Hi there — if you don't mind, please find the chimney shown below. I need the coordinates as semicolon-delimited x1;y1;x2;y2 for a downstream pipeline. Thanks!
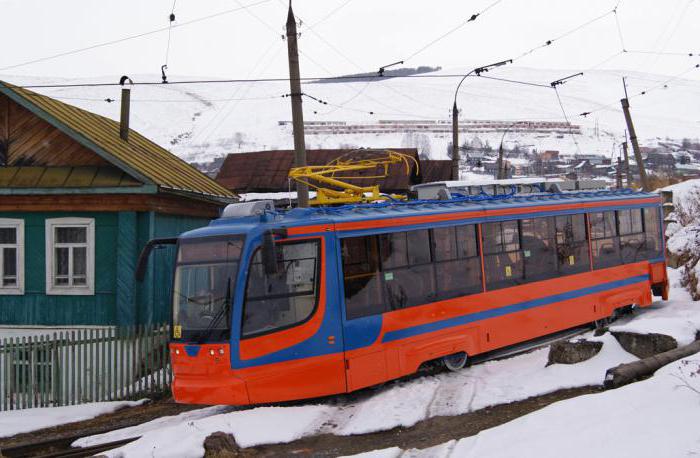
120;87;130;141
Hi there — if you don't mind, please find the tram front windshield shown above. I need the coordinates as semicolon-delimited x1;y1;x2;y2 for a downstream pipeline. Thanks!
172;236;243;342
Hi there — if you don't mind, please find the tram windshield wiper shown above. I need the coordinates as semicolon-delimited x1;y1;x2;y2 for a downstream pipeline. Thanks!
193;277;232;344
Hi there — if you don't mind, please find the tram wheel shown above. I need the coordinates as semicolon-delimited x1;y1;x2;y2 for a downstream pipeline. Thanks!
443;352;468;372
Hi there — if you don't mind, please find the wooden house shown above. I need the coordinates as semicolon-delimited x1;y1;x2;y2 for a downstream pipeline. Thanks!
0;81;236;327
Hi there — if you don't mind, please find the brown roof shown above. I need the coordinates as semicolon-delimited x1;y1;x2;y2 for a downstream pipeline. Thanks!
0;81;235;201
216;148;436;193
420;160;453;184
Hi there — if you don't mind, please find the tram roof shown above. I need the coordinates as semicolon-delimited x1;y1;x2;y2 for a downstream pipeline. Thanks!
182;188;660;239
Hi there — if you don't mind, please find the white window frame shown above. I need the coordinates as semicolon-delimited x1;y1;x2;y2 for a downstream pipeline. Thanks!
45;218;95;296
0;218;24;295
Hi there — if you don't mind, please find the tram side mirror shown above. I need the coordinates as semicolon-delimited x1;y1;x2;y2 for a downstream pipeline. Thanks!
262;229;287;276
135;237;178;282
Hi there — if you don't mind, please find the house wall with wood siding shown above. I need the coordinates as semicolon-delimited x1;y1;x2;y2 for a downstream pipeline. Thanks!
0;210;210;326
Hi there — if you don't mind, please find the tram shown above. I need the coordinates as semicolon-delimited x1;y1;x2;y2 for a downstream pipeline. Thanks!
137;187;667;405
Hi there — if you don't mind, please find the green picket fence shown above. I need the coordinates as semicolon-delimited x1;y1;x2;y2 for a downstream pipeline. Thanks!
0;324;172;411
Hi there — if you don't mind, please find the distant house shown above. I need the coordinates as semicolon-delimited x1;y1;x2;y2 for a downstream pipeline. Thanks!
0;81;236;327
215;148;452;197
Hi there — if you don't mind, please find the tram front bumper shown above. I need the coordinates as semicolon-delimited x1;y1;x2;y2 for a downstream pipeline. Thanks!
170;343;250;405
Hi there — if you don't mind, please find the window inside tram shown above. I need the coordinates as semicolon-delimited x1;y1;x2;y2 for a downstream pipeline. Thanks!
432;225;482;299
483;220;523;289
555;214;589;275
379;230;435;310
618;209;646;263
590;211;621;268
521;217;557;282
241;240;320;338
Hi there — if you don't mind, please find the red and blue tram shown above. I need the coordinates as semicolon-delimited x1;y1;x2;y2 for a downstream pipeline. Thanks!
138;188;668;405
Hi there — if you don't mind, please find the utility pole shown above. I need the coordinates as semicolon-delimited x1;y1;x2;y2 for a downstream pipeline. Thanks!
452;102;459;181
622;137;632;187
286;1;309;207
616;157;623;189
620;78;650;191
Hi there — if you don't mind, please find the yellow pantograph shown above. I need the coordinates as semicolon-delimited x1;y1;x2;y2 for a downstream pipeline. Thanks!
288;149;419;205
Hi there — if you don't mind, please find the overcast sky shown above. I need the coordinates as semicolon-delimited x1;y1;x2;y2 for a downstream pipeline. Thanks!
1;0;698;84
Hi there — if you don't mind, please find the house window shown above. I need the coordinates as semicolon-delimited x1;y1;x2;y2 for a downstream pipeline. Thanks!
46;218;95;295
0;218;24;295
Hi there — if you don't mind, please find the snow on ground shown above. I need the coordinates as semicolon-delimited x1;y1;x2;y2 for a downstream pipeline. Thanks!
83;330;636;457
350;353;700;458
0;399;147;438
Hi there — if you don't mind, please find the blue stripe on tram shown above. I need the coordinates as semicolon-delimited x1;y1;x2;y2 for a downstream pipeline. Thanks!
382;274;649;343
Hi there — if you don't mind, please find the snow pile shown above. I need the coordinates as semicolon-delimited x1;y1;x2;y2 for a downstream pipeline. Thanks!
349;353;700;458
0;399;147;438
664;179;700;299
97;405;335;457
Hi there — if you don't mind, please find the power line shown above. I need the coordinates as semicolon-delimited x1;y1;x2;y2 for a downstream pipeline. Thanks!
579;62;700;116
11;72;554;89
403;0;503;62
512;6;617;62
0;0;277;72
553;86;582;155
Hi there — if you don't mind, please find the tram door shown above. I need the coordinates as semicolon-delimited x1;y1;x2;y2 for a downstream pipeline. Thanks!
340;236;390;391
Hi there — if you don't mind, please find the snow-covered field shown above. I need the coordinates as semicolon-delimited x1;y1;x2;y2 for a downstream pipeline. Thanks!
0;400;147;438
3;66;699;163
59;268;698;458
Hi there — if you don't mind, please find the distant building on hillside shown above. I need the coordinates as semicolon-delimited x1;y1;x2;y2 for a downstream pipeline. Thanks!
0;81;235;327
215;148;452;197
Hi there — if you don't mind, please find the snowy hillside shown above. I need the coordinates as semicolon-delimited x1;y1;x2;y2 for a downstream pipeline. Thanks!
3;65;700;164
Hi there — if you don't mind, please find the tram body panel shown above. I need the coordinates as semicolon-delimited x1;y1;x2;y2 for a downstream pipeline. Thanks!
160;191;668;405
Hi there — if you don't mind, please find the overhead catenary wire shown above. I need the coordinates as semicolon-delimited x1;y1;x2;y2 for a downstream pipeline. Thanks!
553;86;582;155
579;62;700;116
402;0;503;62
0;0;277;73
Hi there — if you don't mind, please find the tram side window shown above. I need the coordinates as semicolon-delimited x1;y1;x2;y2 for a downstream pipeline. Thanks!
380;230;435;310
341;236;386;319
520;217;557;282
643;207;664;259
432;225;482;299
242;240;320;338
590;211;621;269
618;209;646;263
555;214;589;275
483;220;523;289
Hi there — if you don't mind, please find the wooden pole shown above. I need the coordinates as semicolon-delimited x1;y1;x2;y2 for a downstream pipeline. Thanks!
616;157;623;189
452;102;459;181
120;88;130;142
620;97;650;191
622;140;632;187
286;3;309;208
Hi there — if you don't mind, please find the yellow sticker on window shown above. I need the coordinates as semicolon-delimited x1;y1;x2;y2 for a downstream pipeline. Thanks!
173;325;182;339
505;265;512;277
569;255;575;265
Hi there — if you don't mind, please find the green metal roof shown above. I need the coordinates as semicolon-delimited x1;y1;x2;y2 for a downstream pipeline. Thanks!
0;81;236;201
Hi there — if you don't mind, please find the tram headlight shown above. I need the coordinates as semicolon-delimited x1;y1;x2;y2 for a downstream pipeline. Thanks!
174;348;180;355
218;348;225;355
209;349;215;356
